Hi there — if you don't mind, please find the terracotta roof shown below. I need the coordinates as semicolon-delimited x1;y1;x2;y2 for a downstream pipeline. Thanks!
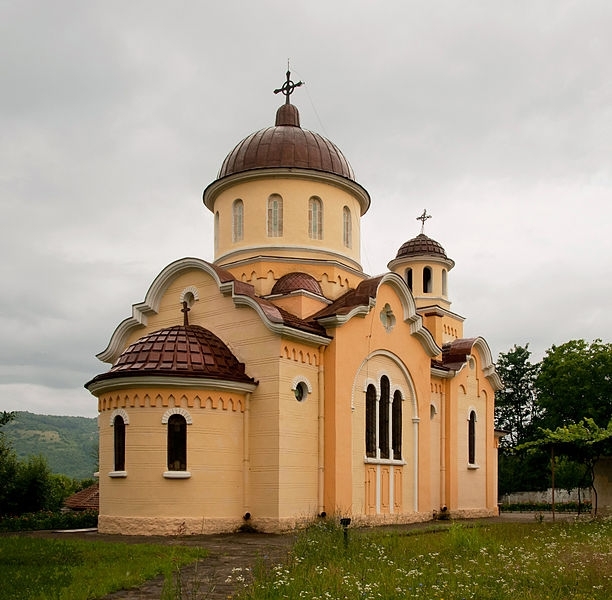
311;276;383;321
87;325;255;386
395;233;449;260
442;338;478;370
218;103;355;181
64;483;99;511
271;272;324;297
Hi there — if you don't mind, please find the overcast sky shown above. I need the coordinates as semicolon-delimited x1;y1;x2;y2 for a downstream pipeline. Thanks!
1;1;610;418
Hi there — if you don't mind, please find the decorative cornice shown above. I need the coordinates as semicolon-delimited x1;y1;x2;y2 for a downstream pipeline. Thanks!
203;167;371;216
86;374;258;396
215;246;363;273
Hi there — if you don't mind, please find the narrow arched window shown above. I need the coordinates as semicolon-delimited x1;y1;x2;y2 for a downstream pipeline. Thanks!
267;194;283;237
423;266;432;293
113;415;125;472
392;390;402;460
232;199;244;242
379;376;390;459
365;384;377;458
405;268;413;291
343;206;352;248
468;411;477;465
309;196;323;239
442;268;447;296
167;414;187;471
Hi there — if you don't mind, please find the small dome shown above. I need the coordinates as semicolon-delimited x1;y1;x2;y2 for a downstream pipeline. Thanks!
271;272;324;296
395;233;449;260
217;103;355;181
87;325;253;386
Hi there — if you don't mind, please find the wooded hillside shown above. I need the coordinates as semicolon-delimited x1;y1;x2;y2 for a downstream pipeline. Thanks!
3;411;97;480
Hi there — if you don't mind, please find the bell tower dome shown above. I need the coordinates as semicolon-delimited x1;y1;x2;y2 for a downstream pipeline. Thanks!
202;70;370;299
387;210;455;311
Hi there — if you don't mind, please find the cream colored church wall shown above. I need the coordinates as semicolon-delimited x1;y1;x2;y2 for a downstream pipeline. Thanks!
212;177;363;272
429;381;444;511
452;355;496;513
108;267;293;521
276;346;321;518
98;388;245;520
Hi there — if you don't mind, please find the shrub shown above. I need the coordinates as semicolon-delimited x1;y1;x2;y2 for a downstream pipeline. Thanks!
0;509;98;532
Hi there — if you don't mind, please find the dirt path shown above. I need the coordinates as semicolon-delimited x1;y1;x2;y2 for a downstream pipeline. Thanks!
21;529;295;600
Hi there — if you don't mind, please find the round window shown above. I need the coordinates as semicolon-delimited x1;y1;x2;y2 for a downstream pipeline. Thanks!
294;382;306;401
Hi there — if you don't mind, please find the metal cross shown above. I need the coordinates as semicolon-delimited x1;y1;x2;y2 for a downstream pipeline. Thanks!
274;69;303;105
417;209;432;234
181;301;190;327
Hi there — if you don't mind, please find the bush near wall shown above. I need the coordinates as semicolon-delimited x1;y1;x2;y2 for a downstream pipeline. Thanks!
0;510;98;532
500;501;591;513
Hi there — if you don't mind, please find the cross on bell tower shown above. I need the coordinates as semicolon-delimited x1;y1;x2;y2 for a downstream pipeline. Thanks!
417;209;432;234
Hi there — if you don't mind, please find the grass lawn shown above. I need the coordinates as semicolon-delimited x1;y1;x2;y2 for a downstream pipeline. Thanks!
0;535;203;600
234;518;612;600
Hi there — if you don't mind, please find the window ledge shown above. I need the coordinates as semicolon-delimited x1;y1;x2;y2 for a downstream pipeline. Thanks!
108;470;127;478
163;471;191;479
364;457;406;466
467;463;480;470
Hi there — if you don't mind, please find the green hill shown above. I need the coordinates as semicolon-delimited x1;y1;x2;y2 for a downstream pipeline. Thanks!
3;411;98;480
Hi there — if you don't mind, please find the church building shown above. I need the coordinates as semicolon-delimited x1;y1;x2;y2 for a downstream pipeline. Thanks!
86;72;502;535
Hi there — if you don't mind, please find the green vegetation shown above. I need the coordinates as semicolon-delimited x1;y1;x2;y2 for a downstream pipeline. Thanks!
0;510;98;533
3;412;97;480
0;536;204;600
234;519;612;600
495;340;612;496
0;411;96;518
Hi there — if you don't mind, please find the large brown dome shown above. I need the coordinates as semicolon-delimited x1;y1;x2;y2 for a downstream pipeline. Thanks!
86;325;254;386
395;233;449;260
217;103;355;181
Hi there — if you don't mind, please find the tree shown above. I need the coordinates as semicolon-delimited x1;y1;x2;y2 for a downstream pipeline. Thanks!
495;344;540;448
0;411;19;514
520;418;612;514
536;339;612;429
495;345;550;494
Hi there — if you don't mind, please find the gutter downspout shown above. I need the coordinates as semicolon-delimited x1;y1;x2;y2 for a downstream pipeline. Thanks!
318;345;325;514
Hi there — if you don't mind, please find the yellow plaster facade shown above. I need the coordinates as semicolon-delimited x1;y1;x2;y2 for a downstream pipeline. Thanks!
87;88;502;535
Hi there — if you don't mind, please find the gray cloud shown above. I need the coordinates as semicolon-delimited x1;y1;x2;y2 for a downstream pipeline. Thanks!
1;0;610;416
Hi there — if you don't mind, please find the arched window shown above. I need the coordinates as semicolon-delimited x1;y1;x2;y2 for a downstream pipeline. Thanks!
442;268;447;296
113;415;125;472
392;390;402;460
405;268;413;291
468;410;477;465
309;196;323;239
379;376;390;459
232;199;244;242
343;206;352;248
167;414;187;471
267;194;283;237
365;384;377;458
423;266;432;293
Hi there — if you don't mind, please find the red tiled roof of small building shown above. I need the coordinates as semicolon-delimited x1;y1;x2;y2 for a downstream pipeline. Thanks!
64;482;99;511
